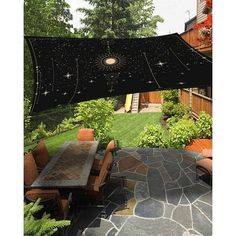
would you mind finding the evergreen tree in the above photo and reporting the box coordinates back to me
[77,0,164,38]
[24,199,70,235]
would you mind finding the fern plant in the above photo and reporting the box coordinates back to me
[24,199,70,236]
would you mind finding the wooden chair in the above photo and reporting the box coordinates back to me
[88,152,127,216]
[31,140,50,172]
[196,158,212,186]
[91,140,119,175]
[24,153,71,219]
[24,152,39,191]
[86,153,112,196]
[202,148,212,159]
[25,189,71,220]
[77,128,95,141]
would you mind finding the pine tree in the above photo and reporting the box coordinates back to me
[77,0,164,38]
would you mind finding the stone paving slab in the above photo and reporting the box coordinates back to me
[117,217,187,236]
[135,198,164,218]
[83,218,114,236]
[80,148,212,236]
[192,205,212,236]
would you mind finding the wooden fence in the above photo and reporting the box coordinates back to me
[140,91,162,105]
[179,89,212,117]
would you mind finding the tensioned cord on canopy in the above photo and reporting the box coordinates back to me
[25,33,212,114]
[142,52,161,88]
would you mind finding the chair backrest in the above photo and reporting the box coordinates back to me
[92,168,109,192]
[32,140,49,169]
[77,128,94,141]
[99,151,113,174]
[106,140,115,152]
[24,153,38,186]
[105,140,119,156]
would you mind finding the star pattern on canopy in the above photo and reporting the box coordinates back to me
[25,33,212,114]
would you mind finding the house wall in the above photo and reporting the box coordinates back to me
[197,0,207,23]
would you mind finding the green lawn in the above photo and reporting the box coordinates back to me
[25,112,162,156]
[111,112,162,147]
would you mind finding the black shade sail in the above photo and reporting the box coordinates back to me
[25,33,212,114]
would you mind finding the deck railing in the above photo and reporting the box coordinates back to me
[181,28,212,53]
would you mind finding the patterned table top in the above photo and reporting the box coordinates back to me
[31,141,99,188]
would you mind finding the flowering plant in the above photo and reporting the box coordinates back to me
[194,14,212,44]
[205,0,212,9]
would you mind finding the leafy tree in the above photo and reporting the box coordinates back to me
[77,0,164,38]
[24,0,73,37]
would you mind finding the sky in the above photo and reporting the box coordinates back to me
[66,0,197,36]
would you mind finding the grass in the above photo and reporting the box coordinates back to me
[111,112,162,147]
[25,112,162,156]
[25,128,78,157]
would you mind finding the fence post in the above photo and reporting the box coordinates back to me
[189,88,193,109]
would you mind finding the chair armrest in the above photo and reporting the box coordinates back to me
[91,182,106,188]
[25,189,60,202]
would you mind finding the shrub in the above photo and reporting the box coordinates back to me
[172,103,191,118]
[24,98,31,133]
[166,116,180,129]
[138,124,168,148]
[53,118,76,134]
[161,101,175,118]
[161,90,179,103]
[74,98,114,145]
[196,111,212,138]
[169,118,197,149]
[24,198,70,236]
[31,122,50,141]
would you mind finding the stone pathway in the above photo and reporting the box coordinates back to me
[80,148,212,236]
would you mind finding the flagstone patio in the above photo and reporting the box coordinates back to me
[63,148,212,236]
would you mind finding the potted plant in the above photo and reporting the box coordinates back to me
[194,14,212,46]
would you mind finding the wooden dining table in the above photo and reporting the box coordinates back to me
[31,141,99,188]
